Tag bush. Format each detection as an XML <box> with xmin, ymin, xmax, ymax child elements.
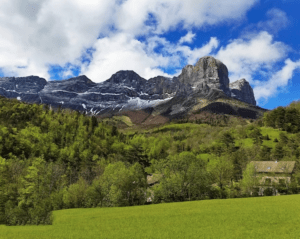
<box><xmin>222</xmin><ymin>186</ymin><xmax>231</xmax><ymax>199</ymax></box>
<box><xmin>264</xmin><ymin>187</ymin><xmax>274</xmax><ymax>196</ymax></box>
<box><xmin>5</xmin><ymin>201</ymin><xmax>29</xmax><ymax>226</ymax></box>
<box><xmin>29</xmin><ymin>204</ymin><xmax>52</xmax><ymax>225</ymax></box>
<box><xmin>249</xmin><ymin>188</ymin><xmax>259</xmax><ymax>197</ymax></box>
<box><xmin>85</xmin><ymin>183</ymin><xmax>103</xmax><ymax>208</ymax></box>
<box><xmin>277</xmin><ymin>186</ymin><xmax>288</xmax><ymax>195</ymax></box>
<box><xmin>208</xmin><ymin>186</ymin><xmax>222</xmax><ymax>199</ymax></box>
<box><xmin>263</xmin><ymin>134</ymin><xmax>270</xmax><ymax>140</ymax></box>
<box><xmin>63</xmin><ymin>177</ymin><xmax>88</xmax><ymax>208</ymax></box>
<box><xmin>50</xmin><ymin>190</ymin><xmax>65</xmax><ymax>210</ymax></box>
<box><xmin>229</xmin><ymin>182</ymin><xmax>242</xmax><ymax>198</ymax></box>
<box><xmin>287</xmin><ymin>182</ymin><xmax>299</xmax><ymax>194</ymax></box>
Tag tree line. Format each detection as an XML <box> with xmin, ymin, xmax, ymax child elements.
<box><xmin>0</xmin><ymin>96</ymin><xmax>300</xmax><ymax>225</ymax></box>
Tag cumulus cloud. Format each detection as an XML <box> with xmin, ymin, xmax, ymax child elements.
<box><xmin>211</xmin><ymin>31</ymin><xmax>298</xmax><ymax>104</ymax></box>
<box><xmin>81</xmin><ymin>33</ymin><xmax>170</xmax><ymax>81</ymax></box>
<box><xmin>0</xmin><ymin>0</ymin><xmax>119</xmax><ymax>79</ymax></box>
<box><xmin>115</xmin><ymin>0</ymin><xmax>258</xmax><ymax>35</ymax></box>
<box><xmin>0</xmin><ymin>0</ymin><xmax>258</xmax><ymax>80</ymax></box>
<box><xmin>178</xmin><ymin>31</ymin><xmax>196</xmax><ymax>44</ymax></box>
<box><xmin>82</xmin><ymin>33</ymin><xmax>221</xmax><ymax>81</ymax></box>
<box><xmin>253</xmin><ymin>59</ymin><xmax>300</xmax><ymax>104</ymax></box>
<box><xmin>213</xmin><ymin>31</ymin><xmax>292</xmax><ymax>81</ymax></box>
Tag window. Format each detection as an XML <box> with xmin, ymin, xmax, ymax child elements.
<box><xmin>265</xmin><ymin>178</ymin><xmax>271</xmax><ymax>184</ymax></box>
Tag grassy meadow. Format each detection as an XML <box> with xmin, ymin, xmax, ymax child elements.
<box><xmin>1</xmin><ymin>194</ymin><xmax>300</xmax><ymax>239</ymax></box>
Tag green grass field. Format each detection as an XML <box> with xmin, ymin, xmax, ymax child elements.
<box><xmin>1</xmin><ymin>195</ymin><xmax>300</xmax><ymax>239</ymax></box>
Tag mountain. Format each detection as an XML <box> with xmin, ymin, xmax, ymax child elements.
<box><xmin>0</xmin><ymin>56</ymin><xmax>268</xmax><ymax>121</ymax></box>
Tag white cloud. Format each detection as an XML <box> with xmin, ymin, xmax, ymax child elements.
<box><xmin>183</xmin><ymin>38</ymin><xmax>220</xmax><ymax>65</ymax></box>
<box><xmin>81</xmin><ymin>33</ymin><xmax>171</xmax><ymax>81</ymax></box>
<box><xmin>82</xmin><ymin>33</ymin><xmax>220</xmax><ymax>81</ymax></box>
<box><xmin>253</xmin><ymin>59</ymin><xmax>300</xmax><ymax>104</ymax></box>
<box><xmin>0</xmin><ymin>0</ymin><xmax>119</xmax><ymax>79</ymax></box>
<box><xmin>0</xmin><ymin>0</ymin><xmax>258</xmax><ymax>80</ymax></box>
<box><xmin>211</xmin><ymin>31</ymin><xmax>298</xmax><ymax>104</ymax></box>
<box><xmin>257</xmin><ymin>8</ymin><xmax>289</xmax><ymax>34</ymax></box>
<box><xmin>178</xmin><ymin>31</ymin><xmax>196</xmax><ymax>44</ymax></box>
<box><xmin>213</xmin><ymin>31</ymin><xmax>292</xmax><ymax>82</ymax></box>
<box><xmin>115</xmin><ymin>0</ymin><xmax>258</xmax><ymax>35</ymax></box>
<box><xmin>240</xmin><ymin>8</ymin><xmax>290</xmax><ymax>37</ymax></box>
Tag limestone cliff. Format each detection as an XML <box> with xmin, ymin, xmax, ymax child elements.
<box><xmin>177</xmin><ymin>56</ymin><xmax>231</xmax><ymax>97</ymax></box>
<box><xmin>229</xmin><ymin>78</ymin><xmax>256</xmax><ymax>105</ymax></box>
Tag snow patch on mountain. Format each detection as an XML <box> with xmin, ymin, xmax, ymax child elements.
<box><xmin>125</xmin><ymin>96</ymin><xmax>173</xmax><ymax>109</ymax></box>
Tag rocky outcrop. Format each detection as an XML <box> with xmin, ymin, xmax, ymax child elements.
<box><xmin>229</xmin><ymin>78</ymin><xmax>256</xmax><ymax>105</ymax></box>
<box><xmin>176</xmin><ymin>56</ymin><xmax>257</xmax><ymax>105</ymax></box>
<box><xmin>177</xmin><ymin>56</ymin><xmax>231</xmax><ymax>97</ymax></box>
<box><xmin>0</xmin><ymin>76</ymin><xmax>47</xmax><ymax>103</ymax></box>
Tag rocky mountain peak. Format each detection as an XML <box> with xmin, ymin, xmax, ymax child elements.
<box><xmin>0</xmin><ymin>55</ymin><xmax>260</xmax><ymax>119</ymax></box>
<box><xmin>0</xmin><ymin>75</ymin><xmax>47</xmax><ymax>94</ymax></box>
<box><xmin>229</xmin><ymin>78</ymin><xmax>256</xmax><ymax>105</ymax></box>
<box><xmin>104</xmin><ymin>70</ymin><xmax>148</xmax><ymax>92</ymax></box>
<box><xmin>65</xmin><ymin>75</ymin><xmax>94</xmax><ymax>84</ymax></box>
<box><xmin>107</xmin><ymin>70</ymin><xmax>146</xmax><ymax>84</ymax></box>
<box><xmin>178</xmin><ymin>56</ymin><xmax>231</xmax><ymax>96</ymax></box>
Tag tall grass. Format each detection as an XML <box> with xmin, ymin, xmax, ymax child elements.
<box><xmin>1</xmin><ymin>195</ymin><xmax>300</xmax><ymax>239</ymax></box>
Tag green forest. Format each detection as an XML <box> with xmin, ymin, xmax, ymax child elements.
<box><xmin>1</xmin><ymin>95</ymin><xmax>300</xmax><ymax>226</ymax></box>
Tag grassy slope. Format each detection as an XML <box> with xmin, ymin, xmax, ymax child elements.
<box><xmin>235</xmin><ymin>126</ymin><xmax>283</xmax><ymax>148</ymax></box>
<box><xmin>121</xmin><ymin>122</ymin><xmax>287</xmax><ymax>160</ymax></box>
<box><xmin>1</xmin><ymin>195</ymin><xmax>300</xmax><ymax>239</ymax></box>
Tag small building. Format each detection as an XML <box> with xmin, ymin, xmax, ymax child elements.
<box><xmin>250</xmin><ymin>161</ymin><xmax>296</xmax><ymax>195</ymax></box>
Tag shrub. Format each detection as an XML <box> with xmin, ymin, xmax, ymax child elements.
<box><xmin>4</xmin><ymin>201</ymin><xmax>29</xmax><ymax>226</ymax></box>
<box><xmin>263</xmin><ymin>134</ymin><xmax>270</xmax><ymax>140</ymax></box>
<box><xmin>264</xmin><ymin>187</ymin><xmax>274</xmax><ymax>196</ymax></box>
<box><xmin>63</xmin><ymin>177</ymin><xmax>88</xmax><ymax>208</ymax></box>
<box><xmin>208</xmin><ymin>186</ymin><xmax>222</xmax><ymax>199</ymax></box>
<box><xmin>251</xmin><ymin>188</ymin><xmax>260</xmax><ymax>197</ymax></box>
<box><xmin>50</xmin><ymin>190</ymin><xmax>65</xmax><ymax>210</ymax></box>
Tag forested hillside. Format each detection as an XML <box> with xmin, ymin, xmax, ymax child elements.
<box><xmin>1</xmin><ymin>96</ymin><xmax>300</xmax><ymax>226</ymax></box>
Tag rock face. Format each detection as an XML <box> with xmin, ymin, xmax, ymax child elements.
<box><xmin>176</xmin><ymin>56</ymin><xmax>256</xmax><ymax>105</ymax></box>
<box><xmin>178</xmin><ymin>56</ymin><xmax>231</xmax><ymax>97</ymax></box>
<box><xmin>229</xmin><ymin>78</ymin><xmax>256</xmax><ymax>105</ymax></box>
<box><xmin>0</xmin><ymin>76</ymin><xmax>47</xmax><ymax>103</ymax></box>
<box><xmin>0</xmin><ymin>56</ymin><xmax>258</xmax><ymax>117</ymax></box>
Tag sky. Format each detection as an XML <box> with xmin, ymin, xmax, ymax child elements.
<box><xmin>0</xmin><ymin>0</ymin><xmax>300</xmax><ymax>110</ymax></box>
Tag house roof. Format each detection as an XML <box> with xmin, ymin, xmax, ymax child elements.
<box><xmin>250</xmin><ymin>161</ymin><xmax>296</xmax><ymax>173</ymax></box>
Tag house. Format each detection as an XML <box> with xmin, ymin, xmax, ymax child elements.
<box><xmin>250</xmin><ymin>161</ymin><xmax>296</xmax><ymax>195</ymax></box>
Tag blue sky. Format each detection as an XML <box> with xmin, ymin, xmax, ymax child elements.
<box><xmin>0</xmin><ymin>0</ymin><xmax>300</xmax><ymax>110</ymax></box>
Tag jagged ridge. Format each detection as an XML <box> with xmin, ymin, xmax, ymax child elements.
<box><xmin>0</xmin><ymin>56</ymin><xmax>263</xmax><ymax>120</ymax></box>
